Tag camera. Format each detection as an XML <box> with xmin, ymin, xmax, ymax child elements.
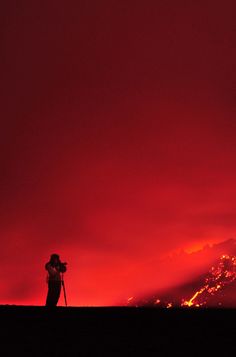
<box><xmin>59</xmin><ymin>261</ymin><xmax>67</xmax><ymax>272</ymax></box>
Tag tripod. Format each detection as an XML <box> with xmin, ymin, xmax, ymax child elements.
<box><xmin>61</xmin><ymin>273</ymin><xmax>68</xmax><ymax>306</ymax></box>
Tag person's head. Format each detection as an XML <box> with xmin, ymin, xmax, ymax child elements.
<box><xmin>50</xmin><ymin>253</ymin><xmax>60</xmax><ymax>265</ymax></box>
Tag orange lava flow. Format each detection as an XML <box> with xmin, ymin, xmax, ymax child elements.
<box><xmin>181</xmin><ymin>254</ymin><xmax>236</xmax><ymax>307</ymax></box>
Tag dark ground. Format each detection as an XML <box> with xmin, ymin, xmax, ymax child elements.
<box><xmin>1</xmin><ymin>305</ymin><xmax>236</xmax><ymax>356</ymax></box>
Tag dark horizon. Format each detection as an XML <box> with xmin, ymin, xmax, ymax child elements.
<box><xmin>1</xmin><ymin>304</ymin><xmax>236</xmax><ymax>356</ymax></box>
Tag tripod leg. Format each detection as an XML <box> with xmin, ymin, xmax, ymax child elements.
<box><xmin>62</xmin><ymin>280</ymin><xmax>67</xmax><ymax>306</ymax></box>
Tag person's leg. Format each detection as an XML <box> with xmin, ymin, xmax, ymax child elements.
<box><xmin>54</xmin><ymin>281</ymin><xmax>62</xmax><ymax>306</ymax></box>
<box><xmin>46</xmin><ymin>281</ymin><xmax>61</xmax><ymax>306</ymax></box>
<box><xmin>46</xmin><ymin>281</ymin><xmax>54</xmax><ymax>306</ymax></box>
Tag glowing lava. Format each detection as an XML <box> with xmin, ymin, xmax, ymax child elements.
<box><xmin>127</xmin><ymin>254</ymin><xmax>236</xmax><ymax>308</ymax></box>
<box><xmin>181</xmin><ymin>254</ymin><xmax>236</xmax><ymax>307</ymax></box>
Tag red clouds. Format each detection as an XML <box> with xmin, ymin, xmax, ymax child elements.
<box><xmin>0</xmin><ymin>1</ymin><xmax>236</xmax><ymax>305</ymax></box>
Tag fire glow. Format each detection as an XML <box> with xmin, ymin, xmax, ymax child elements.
<box><xmin>127</xmin><ymin>254</ymin><xmax>236</xmax><ymax>308</ymax></box>
<box><xmin>181</xmin><ymin>255</ymin><xmax>236</xmax><ymax>307</ymax></box>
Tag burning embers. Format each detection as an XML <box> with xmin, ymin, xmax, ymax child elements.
<box><xmin>181</xmin><ymin>254</ymin><xmax>236</xmax><ymax>307</ymax></box>
<box><xmin>127</xmin><ymin>254</ymin><xmax>236</xmax><ymax>308</ymax></box>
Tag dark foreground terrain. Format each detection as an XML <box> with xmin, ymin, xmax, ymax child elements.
<box><xmin>1</xmin><ymin>305</ymin><xmax>236</xmax><ymax>356</ymax></box>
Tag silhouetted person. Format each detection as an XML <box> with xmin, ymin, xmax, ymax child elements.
<box><xmin>45</xmin><ymin>253</ymin><xmax>67</xmax><ymax>307</ymax></box>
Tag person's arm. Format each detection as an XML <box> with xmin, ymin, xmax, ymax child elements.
<box><xmin>45</xmin><ymin>263</ymin><xmax>58</xmax><ymax>276</ymax></box>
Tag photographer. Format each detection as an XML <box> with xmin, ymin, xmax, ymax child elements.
<box><xmin>45</xmin><ymin>253</ymin><xmax>67</xmax><ymax>307</ymax></box>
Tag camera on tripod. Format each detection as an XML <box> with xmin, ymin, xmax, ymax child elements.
<box><xmin>59</xmin><ymin>261</ymin><xmax>67</xmax><ymax>273</ymax></box>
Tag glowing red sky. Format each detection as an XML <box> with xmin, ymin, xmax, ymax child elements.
<box><xmin>1</xmin><ymin>1</ymin><xmax>236</xmax><ymax>306</ymax></box>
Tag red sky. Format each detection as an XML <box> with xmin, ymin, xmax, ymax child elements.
<box><xmin>1</xmin><ymin>1</ymin><xmax>236</xmax><ymax>306</ymax></box>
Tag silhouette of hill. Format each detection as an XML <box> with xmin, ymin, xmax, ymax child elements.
<box><xmin>1</xmin><ymin>305</ymin><xmax>236</xmax><ymax>356</ymax></box>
